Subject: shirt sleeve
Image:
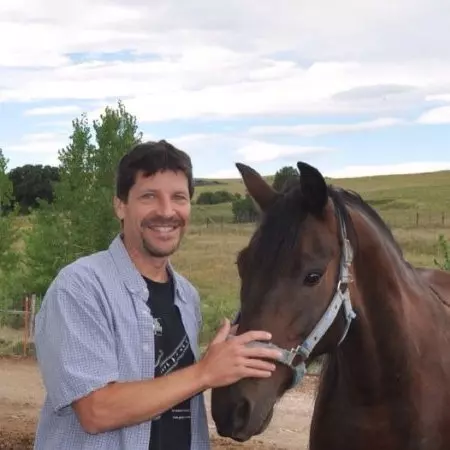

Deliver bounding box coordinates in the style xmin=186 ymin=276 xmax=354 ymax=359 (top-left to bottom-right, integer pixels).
xmin=34 ymin=263 xmax=119 ymax=414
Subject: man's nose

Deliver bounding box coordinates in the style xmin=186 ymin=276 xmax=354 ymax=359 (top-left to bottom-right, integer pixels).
xmin=156 ymin=197 xmax=174 ymax=216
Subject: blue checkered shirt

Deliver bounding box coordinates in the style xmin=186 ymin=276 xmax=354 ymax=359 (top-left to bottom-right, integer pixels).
xmin=33 ymin=234 xmax=211 ymax=450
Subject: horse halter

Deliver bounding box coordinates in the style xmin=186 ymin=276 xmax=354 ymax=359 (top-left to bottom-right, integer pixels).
xmin=232 ymin=203 xmax=357 ymax=389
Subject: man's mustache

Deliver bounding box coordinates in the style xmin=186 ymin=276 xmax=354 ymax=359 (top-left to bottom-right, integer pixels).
xmin=141 ymin=215 xmax=184 ymax=228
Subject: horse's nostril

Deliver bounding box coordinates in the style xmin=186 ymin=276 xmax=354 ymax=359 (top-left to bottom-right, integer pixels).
xmin=231 ymin=398 xmax=251 ymax=433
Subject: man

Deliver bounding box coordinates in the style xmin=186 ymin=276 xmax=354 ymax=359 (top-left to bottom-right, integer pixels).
xmin=33 ymin=140 xmax=282 ymax=450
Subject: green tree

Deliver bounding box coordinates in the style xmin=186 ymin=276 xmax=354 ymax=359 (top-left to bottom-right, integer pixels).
xmin=8 ymin=164 xmax=60 ymax=213
xmin=272 ymin=165 xmax=299 ymax=192
xmin=434 ymin=235 xmax=450 ymax=271
xmin=0 ymin=150 xmax=21 ymax=300
xmin=0 ymin=149 xmax=13 ymax=210
xmin=23 ymin=101 xmax=143 ymax=295
xmin=196 ymin=190 xmax=238 ymax=205
xmin=231 ymin=194 xmax=258 ymax=223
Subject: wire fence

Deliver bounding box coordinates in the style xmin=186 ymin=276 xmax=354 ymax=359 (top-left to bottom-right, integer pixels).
xmin=200 ymin=210 xmax=450 ymax=230
xmin=0 ymin=294 xmax=41 ymax=356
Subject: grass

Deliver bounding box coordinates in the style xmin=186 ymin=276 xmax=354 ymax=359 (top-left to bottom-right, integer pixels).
xmin=171 ymin=223 xmax=450 ymax=343
xmin=2 ymin=169 xmax=450 ymax=349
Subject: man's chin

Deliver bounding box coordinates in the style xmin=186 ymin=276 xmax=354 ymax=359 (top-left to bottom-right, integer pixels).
xmin=143 ymin=240 xmax=181 ymax=259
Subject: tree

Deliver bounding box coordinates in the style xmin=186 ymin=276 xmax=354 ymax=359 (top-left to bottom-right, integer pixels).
xmin=8 ymin=164 xmax=60 ymax=213
xmin=231 ymin=194 xmax=259 ymax=223
xmin=0 ymin=150 xmax=21 ymax=300
xmin=0 ymin=149 xmax=13 ymax=211
xmin=196 ymin=190 xmax=239 ymax=205
xmin=22 ymin=101 xmax=143 ymax=295
xmin=272 ymin=165 xmax=299 ymax=192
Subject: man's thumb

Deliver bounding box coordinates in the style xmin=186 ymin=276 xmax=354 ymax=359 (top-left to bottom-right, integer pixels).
xmin=211 ymin=318 xmax=231 ymax=344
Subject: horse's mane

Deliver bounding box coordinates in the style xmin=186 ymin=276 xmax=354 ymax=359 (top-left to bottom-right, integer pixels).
xmin=327 ymin=185 xmax=405 ymax=258
xmin=238 ymin=182 xmax=405 ymax=276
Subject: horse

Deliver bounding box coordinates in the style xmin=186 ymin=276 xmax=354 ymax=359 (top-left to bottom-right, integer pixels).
xmin=210 ymin=161 xmax=450 ymax=450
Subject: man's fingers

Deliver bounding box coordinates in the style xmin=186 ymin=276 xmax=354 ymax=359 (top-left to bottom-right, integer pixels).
xmin=242 ymin=359 xmax=277 ymax=372
xmin=233 ymin=330 xmax=272 ymax=344
xmin=241 ymin=368 xmax=273 ymax=379
xmin=210 ymin=318 xmax=231 ymax=344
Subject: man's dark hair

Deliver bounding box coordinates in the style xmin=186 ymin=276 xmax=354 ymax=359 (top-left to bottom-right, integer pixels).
xmin=116 ymin=140 xmax=194 ymax=201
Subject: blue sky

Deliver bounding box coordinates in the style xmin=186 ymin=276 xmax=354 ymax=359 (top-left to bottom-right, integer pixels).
xmin=1 ymin=0 xmax=450 ymax=179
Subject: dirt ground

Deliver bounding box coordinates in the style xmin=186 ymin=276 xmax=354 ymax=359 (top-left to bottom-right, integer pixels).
xmin=0 ymin=356 xmax=317 ymax=450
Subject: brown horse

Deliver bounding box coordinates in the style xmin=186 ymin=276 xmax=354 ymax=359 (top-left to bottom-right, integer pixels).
xmin=210 ymin=161 xmax=450 ymax=450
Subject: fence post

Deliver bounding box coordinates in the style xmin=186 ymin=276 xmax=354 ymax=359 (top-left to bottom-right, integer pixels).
xmin=23 ymin=295 xmax=29 ymax=356
xmin=29 ymin=293 xmax=36 ymax=341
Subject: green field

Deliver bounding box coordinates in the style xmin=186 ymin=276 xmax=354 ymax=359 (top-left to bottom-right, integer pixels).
xmin=1 ymin=169 xmax=450 ymax=350
xmin=191 ymin=169 xmax=450 ymax=227
xmin=180 ymin=169 xmax=450 ymax=341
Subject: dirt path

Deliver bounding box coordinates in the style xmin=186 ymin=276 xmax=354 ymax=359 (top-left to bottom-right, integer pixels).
xmin=0 ymin=357 xmax=317 ymax=449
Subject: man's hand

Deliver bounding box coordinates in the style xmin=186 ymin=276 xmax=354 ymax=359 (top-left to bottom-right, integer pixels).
xmin=197 ymin=318 xmax=282 ymax=389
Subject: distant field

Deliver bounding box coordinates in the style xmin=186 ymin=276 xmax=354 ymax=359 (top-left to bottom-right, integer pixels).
xmin=192 ymin=170 xmax=450 ymax=226
xmin=1 ymin=169 xmax=449 ymax=349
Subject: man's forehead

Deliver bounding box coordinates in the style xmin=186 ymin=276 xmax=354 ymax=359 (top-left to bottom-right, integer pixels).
xmin=134 ymin=170 xmax=188 ymax=189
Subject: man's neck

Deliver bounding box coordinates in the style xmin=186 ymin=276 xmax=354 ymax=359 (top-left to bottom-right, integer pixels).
xmin=121 ymin=235 xmax=170 ymax=282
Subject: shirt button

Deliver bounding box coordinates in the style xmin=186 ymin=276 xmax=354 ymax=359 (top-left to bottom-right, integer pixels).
xmin=143 ymin=344 xmax=150 ymax=352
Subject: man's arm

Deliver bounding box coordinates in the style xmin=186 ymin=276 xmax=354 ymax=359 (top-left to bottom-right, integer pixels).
xmin=35 ymin=267 xmax=282 ymax=435
xmin=73 ymin=319 xmax=283 ymax=434
xmin=73 ymin=362 xmax=206 ymax=433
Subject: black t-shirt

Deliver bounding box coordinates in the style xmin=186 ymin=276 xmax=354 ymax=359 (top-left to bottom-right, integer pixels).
xmin=144 ymin=274 xmax=195 ymax=450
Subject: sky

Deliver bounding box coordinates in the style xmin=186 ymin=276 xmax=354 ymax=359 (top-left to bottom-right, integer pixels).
xmin=1 ymin=0 xmax=450 ymax=180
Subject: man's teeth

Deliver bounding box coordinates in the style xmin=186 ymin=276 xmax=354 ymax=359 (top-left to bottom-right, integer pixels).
xmin=150 ymin=226 xmax=176 ymax=232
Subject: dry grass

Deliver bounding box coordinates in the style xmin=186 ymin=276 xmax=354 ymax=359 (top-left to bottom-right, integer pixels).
xmin=167 ymin=223 xmax=450 ymax=341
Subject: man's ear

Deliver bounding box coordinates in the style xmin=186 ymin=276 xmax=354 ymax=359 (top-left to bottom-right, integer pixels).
xmin=113 ymin=196 xmax=125 ymax=221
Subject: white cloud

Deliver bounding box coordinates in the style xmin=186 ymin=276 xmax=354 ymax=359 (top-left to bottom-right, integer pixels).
xmin=325 ymin=162 xmax=450 ymax=179
xmin=1 ymin=0 xmax=450 ymax=122
xmin=236 ymin=141 xmax=333 ymax=163
xmin=205 ymin=168 xmax=243 ymax=179
xmin=24 ymin=105 xmax=82 ymax=116
xmin=8 ymin=132 xmax=65 ymax=154
xmin=248 ymin=117 xmax=406 ymax=137
xmin=416 ymin=106 xmax=450 ymax=124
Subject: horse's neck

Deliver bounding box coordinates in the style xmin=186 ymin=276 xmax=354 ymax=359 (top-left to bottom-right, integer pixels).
xmin=336 ymin=215 xmax=441 ymax=400
xmin=311 ymin=212 xmax=450 ymax=448
xmin=319 ymin=213 xmax=445 ymax=419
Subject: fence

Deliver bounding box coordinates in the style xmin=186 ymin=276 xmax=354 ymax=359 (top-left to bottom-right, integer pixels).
xmin=0 ymin=294 xmax=40 ymax=356
xmin=199 ymin=210 xmax=450 ymax=229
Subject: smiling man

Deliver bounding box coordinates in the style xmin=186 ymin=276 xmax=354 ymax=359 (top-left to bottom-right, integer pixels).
xmin=33 ymin=140 xmax=282 ymax=450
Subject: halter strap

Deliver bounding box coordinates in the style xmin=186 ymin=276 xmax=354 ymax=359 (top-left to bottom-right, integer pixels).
xmin=231 ymin=202 xmax=357 ymax=389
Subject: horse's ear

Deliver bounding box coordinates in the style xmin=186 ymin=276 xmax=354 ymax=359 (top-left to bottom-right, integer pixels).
xmin=235 ymin=162 xmax=278 ymax=211
xmin=297 ymin=161 xmax=328 ymax=213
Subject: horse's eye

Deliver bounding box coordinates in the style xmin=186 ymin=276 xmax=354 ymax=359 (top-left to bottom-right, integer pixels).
xmin=304 ymin=272 xmax=322 ymax=286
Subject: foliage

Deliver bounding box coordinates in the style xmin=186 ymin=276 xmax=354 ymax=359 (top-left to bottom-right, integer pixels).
xmin=21 ymin=101 xmax=143 ymax=295
xmin=434 ymin=234 xmax=450 ymax=271
xmin=0 ymin=150 xmax=22 ymax=302
xmin=272 ymin=165 xmax=299 ymax=191
xmin=8 ymin=164 xmax=60 ymax=213
xmin=0 ymin=149 xmax=13 ymax=211
xmin=231 ymin=194 xmax=259 ymax=223
xmin=196 ymin=190 xmax=240 ymax=205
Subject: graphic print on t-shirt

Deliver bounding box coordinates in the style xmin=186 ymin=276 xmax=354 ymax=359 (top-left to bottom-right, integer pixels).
xmin=143 ymin=274 xmax=194 ymax=450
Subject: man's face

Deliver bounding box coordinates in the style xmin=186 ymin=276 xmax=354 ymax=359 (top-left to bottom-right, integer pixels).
xmin=115 ymin=169 xmax=191 ymax=258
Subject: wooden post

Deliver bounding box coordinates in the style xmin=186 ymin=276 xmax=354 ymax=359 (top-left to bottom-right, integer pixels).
xmin=23 ymin=295 xmax=29 ymax=356
xmin=29 ymin=294 xmax=36 ymax=341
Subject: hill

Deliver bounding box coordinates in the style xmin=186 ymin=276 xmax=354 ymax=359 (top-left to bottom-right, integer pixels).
xmin=191 ymin=170 xmax=450 ymax=226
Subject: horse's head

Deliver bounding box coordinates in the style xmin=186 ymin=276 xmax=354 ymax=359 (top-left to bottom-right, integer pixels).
xmin=211 ymin=161 xmax=357 ymax=442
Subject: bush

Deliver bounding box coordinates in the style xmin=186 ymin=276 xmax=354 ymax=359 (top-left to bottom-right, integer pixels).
xmin=434 ymin=234 xmax=450 ymax=271
xmin=231 ymin=194 xmax=259 ymax=223
xmin=196 ymin=190 xmax=239 ymax=205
